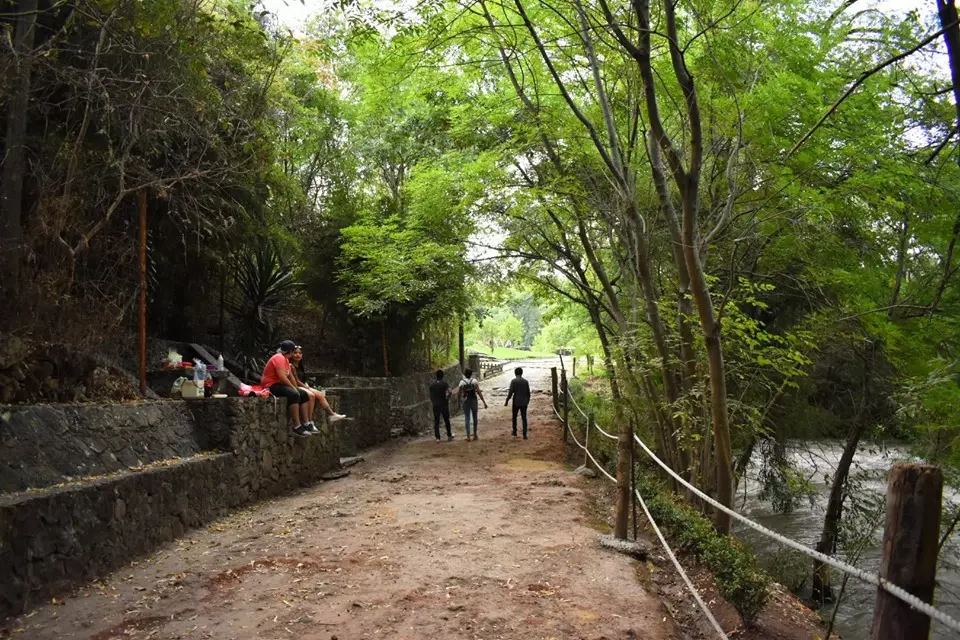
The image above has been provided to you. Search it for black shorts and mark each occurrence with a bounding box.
[269,384,309,404]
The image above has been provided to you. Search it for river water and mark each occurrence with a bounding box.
[736,441,960,639]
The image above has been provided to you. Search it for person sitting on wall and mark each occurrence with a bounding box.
[290,346,347,426]
[261,340,313,438]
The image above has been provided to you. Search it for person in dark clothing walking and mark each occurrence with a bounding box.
[505,367,531,439]
[429,369,454,441]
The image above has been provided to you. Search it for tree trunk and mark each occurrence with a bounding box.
[937,0,960,138]
[811,419,866,605]
[681,189,735,534]
[888,209,909,314]
[615,415,633,539]
[812,346,874,604]
[381,319,390,376]
[0,0,39,301]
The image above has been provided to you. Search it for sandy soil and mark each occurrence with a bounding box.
[2,363,679,640]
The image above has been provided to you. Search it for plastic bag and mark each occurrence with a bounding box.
[171,376,187,394]
[193,360,208,383]
[167,349,183,366]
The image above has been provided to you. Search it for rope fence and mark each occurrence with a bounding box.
[556,382,960,637]
[557,403,726,636]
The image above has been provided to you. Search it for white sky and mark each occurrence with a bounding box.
[258,0,931,34]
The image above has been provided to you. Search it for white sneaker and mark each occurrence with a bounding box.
[329,413,347,423]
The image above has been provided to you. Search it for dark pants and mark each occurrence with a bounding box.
[512,404,528,438]
[433,404,452,439]
[269,384,308,404]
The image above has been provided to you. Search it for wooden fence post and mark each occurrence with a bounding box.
[584,415,593,468]
[137,190,147,398]
[631,424,637,540]
[561,369,569,442]
[551,366,559,413]
[572,356,576,378]
[871,462,942,640]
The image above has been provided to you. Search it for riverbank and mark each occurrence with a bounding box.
[576,452,836,639]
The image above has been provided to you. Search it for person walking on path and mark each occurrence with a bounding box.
[261,340,312,437]
[457,367,487,440]
[504,367,531,439]
[429,369,455,441]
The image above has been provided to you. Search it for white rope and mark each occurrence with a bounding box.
[634,487,730,639]
[557,411,727,638]
[584,443,616,483]
[569,392,590,420]
[565,415,586,451]
[632,433,960,634]
[593,421,617,441]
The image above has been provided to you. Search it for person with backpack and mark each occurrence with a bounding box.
[504,367,531,439]
[456,367,487,440]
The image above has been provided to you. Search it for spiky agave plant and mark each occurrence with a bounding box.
[229,241,302,378]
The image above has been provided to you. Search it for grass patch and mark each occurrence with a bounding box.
[466,344,557,360]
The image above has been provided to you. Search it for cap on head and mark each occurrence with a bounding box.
[279,340,299,354]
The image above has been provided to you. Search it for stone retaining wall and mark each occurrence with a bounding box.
[326,387,391,455]
[0,397,338,618]
[0,403,204,493]
[319,363,464,437]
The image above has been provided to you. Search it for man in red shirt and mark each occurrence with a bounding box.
[262,340,312,438]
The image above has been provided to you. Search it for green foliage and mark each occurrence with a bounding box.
[229,241,302,371]
[638,474,771,622]
[762,547,810,595]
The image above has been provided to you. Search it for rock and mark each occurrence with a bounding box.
[339,456,364,469]
[575,465,597,478]
[597,534,649,559]
[321,469,350,481]
[447,604,465,612]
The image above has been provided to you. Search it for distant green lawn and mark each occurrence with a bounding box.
[467,344,558,360]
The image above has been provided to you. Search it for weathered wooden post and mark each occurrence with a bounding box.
[572,356,576,378]
[468,353,481,377]
[631,425,637,540]
[561,369,569,442]
[137,190,147,398]
[584,415,593,468]
[551,366,559,414]
[871,462,942,640]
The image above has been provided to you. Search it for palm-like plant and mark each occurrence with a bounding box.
[229,241,302,377]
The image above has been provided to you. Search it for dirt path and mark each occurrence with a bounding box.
[5,363,676,640]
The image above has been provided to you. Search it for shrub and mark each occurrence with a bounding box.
[763,546,810,595]
[639,475,771,623]
[564,383,771,623]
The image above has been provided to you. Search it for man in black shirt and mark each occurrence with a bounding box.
[429,369,454,441]
[505,367,531,439]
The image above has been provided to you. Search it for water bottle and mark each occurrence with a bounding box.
[217,353,224,371]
